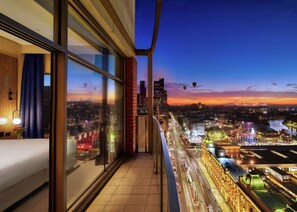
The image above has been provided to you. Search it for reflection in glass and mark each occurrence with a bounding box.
[68,5,105,69]
[106,79,123,165]
[66,59,104,206]
[68,5,124,79]
[108,53,124,79]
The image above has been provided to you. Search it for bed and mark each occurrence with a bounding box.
[0,138,78,210]
[0,139,49,211]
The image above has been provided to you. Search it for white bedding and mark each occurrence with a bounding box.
[0,139,49,192]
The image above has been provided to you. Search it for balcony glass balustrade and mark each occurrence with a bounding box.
[152,116,180,212]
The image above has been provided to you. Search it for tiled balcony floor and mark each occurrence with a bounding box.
[87,153,161,212]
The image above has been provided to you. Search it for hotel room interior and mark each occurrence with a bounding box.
[0,30,50,210]
[0,1,124,210]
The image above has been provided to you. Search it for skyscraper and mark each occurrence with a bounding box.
[154,78,168,113]
[137,80,148,114]
[140,80,146,105]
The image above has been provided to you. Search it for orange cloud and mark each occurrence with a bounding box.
[67,92,116,103]
[165,82,297,105]
[168,96,297,105]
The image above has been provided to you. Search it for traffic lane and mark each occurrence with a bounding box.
[184,149,211,204]
[169,115,218,211]
[170,120,203,211]
[174,133,208,211]
[186,148,221,212]
[168,126,193,211]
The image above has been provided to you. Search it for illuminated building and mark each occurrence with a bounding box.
[192,122,205,136]
[154,78,168,112]
[256,127,279,142]
[137,80,148,114]
[201,145,262,211]
[221,145,241,158]
[203,126,229,145]
[202,144,297,211]
[241,173,266,191]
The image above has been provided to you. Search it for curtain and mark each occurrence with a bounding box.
[20,54,44,138]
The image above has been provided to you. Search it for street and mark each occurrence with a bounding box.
[167,113,221,212]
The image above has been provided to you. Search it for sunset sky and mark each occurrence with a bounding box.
[67,59,119,103]
[67,60,102,102]
[136,0,297,105]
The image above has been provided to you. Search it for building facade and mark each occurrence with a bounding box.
[137,80,148,114]
[154,78,168,113]
[201,146,263,212]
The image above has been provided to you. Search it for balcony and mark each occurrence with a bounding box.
[87,117,180,212]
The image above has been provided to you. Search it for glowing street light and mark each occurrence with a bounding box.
[249,160,255,171]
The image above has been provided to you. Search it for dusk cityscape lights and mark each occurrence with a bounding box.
[137,75,297,211]
[135,1,297,209]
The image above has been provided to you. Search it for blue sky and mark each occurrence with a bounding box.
[136,0,297,105]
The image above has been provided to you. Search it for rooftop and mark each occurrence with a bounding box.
[240,145,297,166]
[253,190,287,211]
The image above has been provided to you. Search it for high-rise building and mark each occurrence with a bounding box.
[137,80,148,114]
[140,80,146,105]
[154,78,168,113]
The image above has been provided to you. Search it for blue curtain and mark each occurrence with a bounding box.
[20,54,44,138]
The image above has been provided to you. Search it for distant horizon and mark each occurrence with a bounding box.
[167,102,297,107]
[167,93,297,105]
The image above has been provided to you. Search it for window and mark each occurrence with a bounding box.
[43,74,51,135]
[66,59,104,206]
[106,79,123,165]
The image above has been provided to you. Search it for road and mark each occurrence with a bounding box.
[167,113,220,212]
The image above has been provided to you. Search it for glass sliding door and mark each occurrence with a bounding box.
[66,59,104,206]
[65,1,125,208]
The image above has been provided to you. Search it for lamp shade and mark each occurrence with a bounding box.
[12,118,21,125]
[0,117,7,125]
[12,110,21,125]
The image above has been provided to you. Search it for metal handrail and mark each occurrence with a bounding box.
[153,116,180,212]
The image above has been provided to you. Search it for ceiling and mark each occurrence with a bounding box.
[0,0,100,54]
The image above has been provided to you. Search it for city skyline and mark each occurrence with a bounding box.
[138,78,297,106]
[136,0,297,105]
